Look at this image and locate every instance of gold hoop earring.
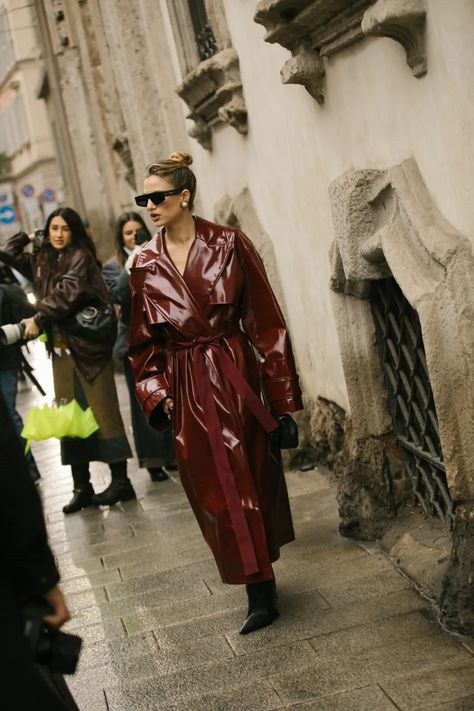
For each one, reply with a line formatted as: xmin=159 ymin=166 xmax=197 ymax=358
xmin=180 ymin=200 xmax=189 ymax=209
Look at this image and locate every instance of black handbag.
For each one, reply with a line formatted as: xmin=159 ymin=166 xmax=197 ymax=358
xmin=61 ymin=273 xmax=117 ymax=343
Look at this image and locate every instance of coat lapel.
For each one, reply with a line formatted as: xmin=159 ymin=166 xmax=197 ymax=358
xmin=134 ymin=217 xmax=234 ymax=337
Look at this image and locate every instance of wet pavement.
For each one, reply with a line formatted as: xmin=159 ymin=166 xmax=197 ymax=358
xmin=17 ymin=343 xmax=474 ymax=710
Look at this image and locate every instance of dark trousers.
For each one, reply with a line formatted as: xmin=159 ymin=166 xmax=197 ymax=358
xmin=0 ymin=369 xmax=40 ymax=478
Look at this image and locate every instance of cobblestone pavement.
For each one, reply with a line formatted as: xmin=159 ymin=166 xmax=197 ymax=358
xmin=17 ymin=343 xmax=474 ymax=710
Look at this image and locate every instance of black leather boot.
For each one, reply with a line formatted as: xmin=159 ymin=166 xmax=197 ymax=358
xmin=148 ymin=466 xmax=169 ymax=482
xmin=63 ymin=484 xmax=95 ymax=514
xmin=91 ymin=461 xmax=136 ymax=506
xmin=63 ymin=464 xmax=95 ymax=514
xmin=239 ymin=579 xmax=279 ymax=635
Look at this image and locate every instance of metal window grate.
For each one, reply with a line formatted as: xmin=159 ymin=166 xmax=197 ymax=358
xmin=187 ymin=0 xmax=218 ymax=62
xmin=369 ymin=277 xmax=454 ymax=526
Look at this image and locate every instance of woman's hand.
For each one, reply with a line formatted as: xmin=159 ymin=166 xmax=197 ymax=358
xmin=162 ymin=397 xmax=174 ymax=418
xmin=42 ymin=585 xmax=71 ymax=630
xmin=21 ymin=317 xmax=40 ymax=340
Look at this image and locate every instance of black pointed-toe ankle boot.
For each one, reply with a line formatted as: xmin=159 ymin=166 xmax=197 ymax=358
xmin=63 ymin=464 xmax=95 ymax=514
xmin=148 ymin=466 xmax=169 ymax=482
xmin=91 ymin=461 xmax=136 ymax=506
xmin=239 ymin=579 xmax=279 ymax=635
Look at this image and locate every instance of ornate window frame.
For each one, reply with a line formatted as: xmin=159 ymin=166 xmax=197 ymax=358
xmin=329 ymin=157 xmax=474 ymax=632
xmin=165 ymin=0 xmax=248 ymax=150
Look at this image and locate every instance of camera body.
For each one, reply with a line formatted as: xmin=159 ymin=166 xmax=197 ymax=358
xmin=135 ymin=229 xmax=149 ymax=246
xmin=22 ymin=600 xmax=82 ymax=675
xmin=0 ymin=321 xmax=26 ymax=347
xmin=32 ymin=228 xmax=45 ymax=251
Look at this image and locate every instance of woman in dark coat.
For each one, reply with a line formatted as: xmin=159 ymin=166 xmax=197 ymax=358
xmin=129 ymin=152 xmax=303 ymax=634
xmin=102 ymin=211 xmax=176 ymax=482
xmin=0 ymin=207 xmax=134 ymax=514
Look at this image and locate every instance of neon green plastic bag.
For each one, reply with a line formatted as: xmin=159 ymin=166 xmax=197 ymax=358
xmin=21 ymin=400 xmax=99 ymax=451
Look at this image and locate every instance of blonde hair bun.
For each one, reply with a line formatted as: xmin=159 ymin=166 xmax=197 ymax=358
xmin=169 ymin=151 xmax=193 ymax=166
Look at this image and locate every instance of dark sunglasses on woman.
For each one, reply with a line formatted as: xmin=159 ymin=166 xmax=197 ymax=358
xmin=134 ymin=186 xmax=185 ymax=208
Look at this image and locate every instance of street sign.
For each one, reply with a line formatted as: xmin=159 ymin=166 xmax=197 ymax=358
xmin=21 ymin=184 xmax=35 ymax=198
xmin=41 ymin=188 xmax=56 ymax=202
xmin=0 ymin=205 xmax=17 ymax=224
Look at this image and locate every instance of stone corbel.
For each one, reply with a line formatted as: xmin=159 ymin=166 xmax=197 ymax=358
xmin=176 ymin=47 xmax=247 ymax=151
xmin=112 ymin=135 xmax=136 ymax=189
xmin=281 ymin=44 xmax=325 ymax=105
xmin=361 ymin=0 xmax=427 ymax=77
xmin=254 ymin=0 xmax=428 ymax=106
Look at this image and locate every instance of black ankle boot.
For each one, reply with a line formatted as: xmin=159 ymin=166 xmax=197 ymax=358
xmin=91 ymin=479 xmax=136 ymax=505
xmin=63 ymin=484 xmax=95 ymax=514
xmin=239 ymin=579 xmax=279 ymax=635
xmin=148 ymin=467 xmax=169 ymax=482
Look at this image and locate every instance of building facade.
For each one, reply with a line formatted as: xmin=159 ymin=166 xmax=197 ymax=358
xmin=33 ymin=0 xmax=474 ymax=632
xmin=0 ymin=0 xmax=63 ymax=243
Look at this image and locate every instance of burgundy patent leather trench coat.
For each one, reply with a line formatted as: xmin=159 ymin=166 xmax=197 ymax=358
xmin=128 ymin=217 xmax=303 ymax=584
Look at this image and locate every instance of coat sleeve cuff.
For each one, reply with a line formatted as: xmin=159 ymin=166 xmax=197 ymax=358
xmin=142 ymin=389 xmax=171 ymax=431
xmin=263 ymin=376 xmax=303 ymax=412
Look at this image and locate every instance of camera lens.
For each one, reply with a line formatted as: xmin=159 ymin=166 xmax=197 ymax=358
xmin=0 ymin=323 xmax=25 ymax=346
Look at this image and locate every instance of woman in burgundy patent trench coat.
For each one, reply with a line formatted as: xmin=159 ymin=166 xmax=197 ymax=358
xmin=128 ymin=152 xmax=303 ymax=634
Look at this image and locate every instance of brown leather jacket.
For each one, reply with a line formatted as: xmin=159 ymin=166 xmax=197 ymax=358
xmin=0 ymin=232 xmax=113 ymax=380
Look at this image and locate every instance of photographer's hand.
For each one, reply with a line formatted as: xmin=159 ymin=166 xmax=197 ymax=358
xmin=42 ymin=585 xmax=71 ymax=630
xmin=21 ymin=316 xmax=40 ymax=339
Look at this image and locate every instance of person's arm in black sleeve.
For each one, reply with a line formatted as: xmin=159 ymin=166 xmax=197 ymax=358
xmin=0 ymin=232 xmax=36 ymax=283
xmin=102 ymin=259 xmax=122 ymax=304
xmin=0 ymin=395 xmax=59 ymax=599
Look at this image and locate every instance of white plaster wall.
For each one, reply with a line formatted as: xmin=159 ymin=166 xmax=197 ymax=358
xmin=177 ymin=0 xmax=474 ymax=412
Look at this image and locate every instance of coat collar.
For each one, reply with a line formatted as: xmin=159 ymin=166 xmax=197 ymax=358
xmin=134 ymin=216 xmax=235 ymax=303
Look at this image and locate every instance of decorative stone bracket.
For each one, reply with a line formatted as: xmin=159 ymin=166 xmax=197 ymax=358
xmin=254 ymin=0 xmax=427 ymax=105
xmin=362 ymin=0 xmax=427 ymax=78
xmin=176 ymin=47 xmax=247 ymax=151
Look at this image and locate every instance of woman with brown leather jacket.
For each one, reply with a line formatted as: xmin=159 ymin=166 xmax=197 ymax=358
xmin=0 ymin=207 xmax=134 ymax=514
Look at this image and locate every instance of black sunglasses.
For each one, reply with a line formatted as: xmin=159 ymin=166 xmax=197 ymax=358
xmin=134 ymin=186 xmax=185 ymax=208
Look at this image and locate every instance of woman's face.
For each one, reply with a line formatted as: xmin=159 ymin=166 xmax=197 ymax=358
xmin=143 ymin=175 xmax=185 ymax=229
xmin=48 ymin=216 xmax=72 ymax=251
xmin=122 ymin=220 xmax=142 ymax=250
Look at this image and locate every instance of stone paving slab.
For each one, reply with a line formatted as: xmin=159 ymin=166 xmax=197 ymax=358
xmin=379 ymin=660 xmax=474 ymax=709
xmin=102 ymin=641 xmax=317 ymax=709
xmin=14 ymin=348 xmax=474 ymax=710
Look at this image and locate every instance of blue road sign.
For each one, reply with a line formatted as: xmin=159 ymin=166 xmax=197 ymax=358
xmin=21 ymin=184 xmax=34 ymax=198
xmin=0 ymin=205 xmax=17 ymax=224
xmin=42 ymin=188 xmax=56 ymax=202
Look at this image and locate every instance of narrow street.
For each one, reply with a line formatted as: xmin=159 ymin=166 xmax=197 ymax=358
xmin=17 ymin=343 xmax=474 ymax=711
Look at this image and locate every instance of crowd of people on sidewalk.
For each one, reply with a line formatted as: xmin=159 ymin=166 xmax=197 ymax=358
xmin=0 ymin=151 xmax=302 ymax=709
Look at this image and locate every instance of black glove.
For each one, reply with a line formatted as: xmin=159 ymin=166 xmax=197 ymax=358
xmin=274 ymin=414 xmax=298 ymax=449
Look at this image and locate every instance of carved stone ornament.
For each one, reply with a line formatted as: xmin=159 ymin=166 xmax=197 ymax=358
xmin=176 ymin=47 xmax=248 ymax=151
xmin=254 ymin=0 xmax=427 ymax=104
xmin=112 ymin=135 xmax=136 ymax=189
xmin=361 ymin=0 xmax=427 ymax=77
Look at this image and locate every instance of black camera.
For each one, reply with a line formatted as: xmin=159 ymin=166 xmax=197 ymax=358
xmin=0 ymin=321 xmax=26 ymax=347
xmin=22 ymin=600 xmax=82 ymax=675
xmin=135 ymin=230 xmax=149 ymax=246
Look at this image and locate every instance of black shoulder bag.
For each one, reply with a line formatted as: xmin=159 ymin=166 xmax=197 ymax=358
xmin=60 ymin=273 xmax=117 ymax=343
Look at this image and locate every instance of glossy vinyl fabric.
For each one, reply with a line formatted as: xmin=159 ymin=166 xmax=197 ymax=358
xmin=128 ymin=216 xmax=303 ymax=584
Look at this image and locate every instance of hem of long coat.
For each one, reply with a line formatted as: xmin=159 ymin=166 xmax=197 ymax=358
xmin=214 ymin=533 xmax=295 ymax=585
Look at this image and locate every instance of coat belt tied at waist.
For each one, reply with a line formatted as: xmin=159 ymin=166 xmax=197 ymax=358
xmin=173 ymin=334 xmax=278 ymax=575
